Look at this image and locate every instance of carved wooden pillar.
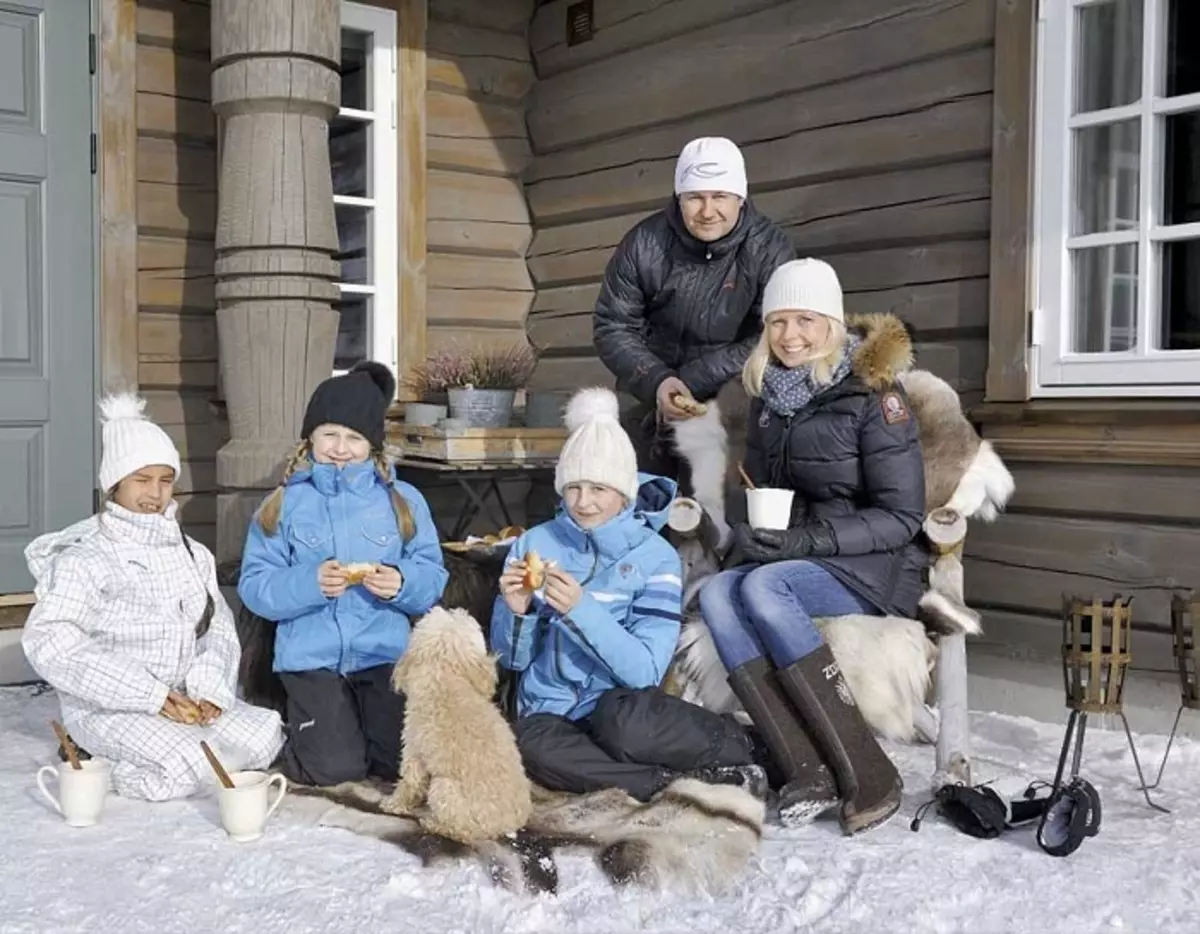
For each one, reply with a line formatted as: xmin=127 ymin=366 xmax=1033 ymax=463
xmin=211 ymin=0 xmax=342 ymax=563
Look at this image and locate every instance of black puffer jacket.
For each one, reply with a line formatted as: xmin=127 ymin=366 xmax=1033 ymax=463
xmin=743 ymin=314 xmax=928 ymax=618
xmin=593 ymin=198 xmax=795 ymax=404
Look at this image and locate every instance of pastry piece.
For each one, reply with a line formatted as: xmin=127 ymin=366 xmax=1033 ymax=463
xmin=522 ymin=551 xmax=547 ymax=591
xmin=671 ymin=392 xmax=708 ymax=416
xmin=343 ymin=562 xmax=377 ymax=585
xmin=499 ymin=525 xmax=525 ymax=540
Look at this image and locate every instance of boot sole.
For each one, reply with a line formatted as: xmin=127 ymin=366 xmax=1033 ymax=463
xmin=840 ymin=782 xmax=903 ymax=836
xmin=779 ymin=795 xmax=839 ymax=828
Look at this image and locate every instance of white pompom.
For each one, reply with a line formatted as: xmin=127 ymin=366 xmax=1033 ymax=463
xmin=563 ymin=387 xmax=620 ymax=433
xmin=99 ymin=392 xmax=148 ymax=424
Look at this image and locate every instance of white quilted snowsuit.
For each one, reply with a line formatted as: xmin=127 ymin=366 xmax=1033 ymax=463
xmin=22 ymin=502 xmax=283 ymax=801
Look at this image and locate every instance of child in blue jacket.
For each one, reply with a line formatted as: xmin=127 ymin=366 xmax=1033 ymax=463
xmin=238 ymin=362 xmax=448 ymax=786
xmin=491 ymin=388 xmax=762 ymax=801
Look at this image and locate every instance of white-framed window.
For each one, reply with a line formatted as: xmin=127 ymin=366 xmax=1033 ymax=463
xmin=1032 ymin=0 xmax=1200 ymax=396
xmin=331 ymin=2 xmax=399 ymax=383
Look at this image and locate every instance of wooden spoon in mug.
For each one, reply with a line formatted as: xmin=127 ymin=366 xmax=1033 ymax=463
xmin=51 ymin=720 xmax=82 ymax=770
xmin=200 ymin=740 xmax=235 ymax=790
xmin=736 ymin=462 xmax=757 ymax=491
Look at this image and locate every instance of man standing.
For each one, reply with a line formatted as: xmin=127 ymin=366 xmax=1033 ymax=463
xmin=593 ymin=137 xmax=795 ymax=480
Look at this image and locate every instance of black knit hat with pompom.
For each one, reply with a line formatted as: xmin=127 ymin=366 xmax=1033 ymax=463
xmin=301 ymin=360 xmax=396 ymax=449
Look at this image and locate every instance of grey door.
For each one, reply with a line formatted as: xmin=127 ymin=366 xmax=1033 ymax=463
xmin=0 ymin=0 xmax=95 ymax=593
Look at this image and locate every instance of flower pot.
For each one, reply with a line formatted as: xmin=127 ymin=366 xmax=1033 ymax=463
xmin=523 ymin=390 xmax=572 ymax=428
xmin=404 ymin=401 xmax=447 ymax=428
xmin=447 ymin=388 xmax=516 ymax=428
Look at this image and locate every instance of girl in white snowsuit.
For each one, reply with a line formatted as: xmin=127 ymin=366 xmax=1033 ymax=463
xmin=22 ymin=394 xmax=284 ymax=801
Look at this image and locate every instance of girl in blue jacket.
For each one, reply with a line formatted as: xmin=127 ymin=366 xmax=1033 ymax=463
xmin=491 ymin=388 xmax=762 ymax=802
xmin=238 ymin=362 xmax=448 ymax=786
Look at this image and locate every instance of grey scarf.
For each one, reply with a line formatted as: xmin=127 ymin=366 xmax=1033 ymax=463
xmin=761 ymin=335 xmax=860 ymax=418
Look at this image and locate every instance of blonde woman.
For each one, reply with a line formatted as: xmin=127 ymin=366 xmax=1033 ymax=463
xmin=698 ymin=259 xmax=926 ymax=835
xmin=237 ymin=362 xmax=448 ymax=787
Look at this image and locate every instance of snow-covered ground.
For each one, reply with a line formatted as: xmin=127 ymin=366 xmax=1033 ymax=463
xmin=1 ymin=684 xmax=1197 ymax=934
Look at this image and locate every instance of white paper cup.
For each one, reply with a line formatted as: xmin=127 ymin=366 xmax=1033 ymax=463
xmin=746 ymin=488 xmax=795 ymax=531
xmin=36 ymin=759 xmax=111 ymax=827
xmin=218 ymin=770 xmax=288 ymax=842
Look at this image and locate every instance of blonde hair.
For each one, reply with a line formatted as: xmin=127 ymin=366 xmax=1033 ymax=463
xmin=255 ymin=443 xmax=416 ymax=542
xmin=742 ymin=314 xmax=849 ymax=398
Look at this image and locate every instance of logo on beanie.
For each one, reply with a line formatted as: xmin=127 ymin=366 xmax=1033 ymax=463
xmin=680 ymin=160 xmax=729 ymax=182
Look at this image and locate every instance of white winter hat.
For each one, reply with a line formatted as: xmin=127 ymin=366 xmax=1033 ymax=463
xmin=554 ymin=388 xmax=639 ymax=504
xmin=761 ymin=258 xmax=845 ymax=324
xmin=98 ymin=392 xmax=182 ymax=492
xmin=673 ymin=136 xmax=748 ymax=200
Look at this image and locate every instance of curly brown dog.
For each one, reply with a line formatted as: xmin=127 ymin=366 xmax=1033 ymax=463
xmin=380 ymin=606 xmax=532 ymax=843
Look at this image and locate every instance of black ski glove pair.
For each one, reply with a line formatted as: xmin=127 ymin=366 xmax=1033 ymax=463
xmin=727 ymin=521 xmax=838 ymax=566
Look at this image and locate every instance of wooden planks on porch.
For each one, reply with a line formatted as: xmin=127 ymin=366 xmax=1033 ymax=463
xmin=426 ymin=0 xmax=537 ymax=359
xmin=135 ymin=0 xmax=219 ymax=548
xmin=524 ymin=0 xmax=996 ymax=400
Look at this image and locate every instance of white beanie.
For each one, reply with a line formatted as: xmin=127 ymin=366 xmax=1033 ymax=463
xmin=98 ymin=392 xmax=182 ymax=492
xmin=673 ymin=136 xmax=748 ymax=200
xmin=554 ymin=388 xmax=639 ymax=503
xmin=761 ymin=258 xmax=845 ymax=324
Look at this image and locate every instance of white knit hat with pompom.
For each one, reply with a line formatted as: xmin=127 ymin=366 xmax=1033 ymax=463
xmin=554 ymin=387 xmax=639 ymax=503
xmin=97 ymin=392 xmax=182 ymax=492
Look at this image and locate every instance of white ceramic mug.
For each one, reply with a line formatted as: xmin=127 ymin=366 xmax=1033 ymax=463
xmin=746 ymin=488 xmax=795 ymax=531
xmin=37 ymin=759 xmax=111 ymax=827
xmin=218 ymin=770 xmax=288 ymax=842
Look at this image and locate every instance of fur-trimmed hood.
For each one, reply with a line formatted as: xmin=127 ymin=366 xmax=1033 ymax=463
xmin=846 ymin=313 xmax=914 ymax=391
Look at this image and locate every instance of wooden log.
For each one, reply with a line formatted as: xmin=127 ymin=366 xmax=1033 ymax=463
xmin=140 ymin=360 xmax=219 ymax=389
xmin=176 ymin=459 xmax=219 ymax=496
xmin=176 ymin=492 xmax=218 ymax=526
xmin=427 ymin=219 xmax=532 ymax=257
xmin=530 ymin=0 xmax=782 ymax=78
xmin=137 ymin=137 xmax=216 ymax=186
xmin=139 ymin=266 xmax=216 ymax=311
xmin=137 ymin=90 xmax=215 ymax=140
xmin=138 ymin=0 xmax=212 ymax=53
xmin=528 ymin=95 xmax=993 ymax=223
xmin=142 ymin=389 xmax=221 ymax=425
xmin=833 ymin=240 xmax=990 ymax=294
xmin=429 ymin=288 xmax=533 ymax=328
xmin=428 ymin=0 xmax=534 ymax=36
xmin=934 ymin=633 xmax=971 ymax=787
xmin=137 ymin=182 xmax=217 ymax=237
xmin=1003 ymin=462 xmax=1200 ymax=523
xmin=427 ymin=90 xmax=527 ymax=146
xmin=427 ymin=252 xmax=533 ymax=292
xmin=426 ymin=323 xmax=529 ymax=356
xmin=427 ymin=134 xmax=532 ymax=177
xmin=526 ymin=355 xmax=616 ymax=392
xmin=138 ymin=311 xmax=218 ymax=361
xmin=426 ymin=21 xmax=534 ymax=102
xmin=137 ymin=44 xmax=210 ymax=101
xmin=527 ymin=0 xmax=994 ymax=152
xmin=528 ymin=160 xmax=992 ymax=286
xmin=429 ymin=169 xmax=530 ymax=224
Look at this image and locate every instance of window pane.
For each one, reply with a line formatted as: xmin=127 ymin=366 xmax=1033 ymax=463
xmin=341 ymin=30 xmax=369 ymax=111
xmin=1166 ymin=0 xmax=1200 ymax=97
xmin=1163 ymin=111 xmax=1200 ymax=226
xmin=335 ymin=204 xmax=371 ymax=284
xmin=1161 ymin=240 xmax=1200 ymax=350
xmin=1074 ymin=0 xmax=1142 ymax=113
xmin=334 ymin=296 xmax=371 ymax=370
xmin=1072 ymin=121 xmax=1140 ymax=235
xmin=1072 ymin=244 xmax=1138 ymax=353
xmin=331 ymin=117 xmax=370 ymax=198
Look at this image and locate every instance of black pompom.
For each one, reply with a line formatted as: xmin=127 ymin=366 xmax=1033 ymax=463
xmin=350 ymin=360 xmax=396 ymax=402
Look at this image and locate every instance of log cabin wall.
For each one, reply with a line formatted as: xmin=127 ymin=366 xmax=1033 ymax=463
xmin=135 ymin=0 xmax=221 ymax=550
xmin=522 ymin=0 xmax=997 ymax=402
xmin=425 ymin=0 xmax=537 ymax=357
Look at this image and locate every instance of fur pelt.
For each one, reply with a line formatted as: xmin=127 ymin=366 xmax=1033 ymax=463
xmin=287 ymin=774 xmax=764 ymax=896
xmin=380 ymin=607 xmax=532 ymax=843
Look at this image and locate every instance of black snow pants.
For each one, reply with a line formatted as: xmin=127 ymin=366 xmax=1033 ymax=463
xmin=514 ymin=687 xmax=755 ymax=801
xmin=277 ymin=664 xmax=407 ymax=786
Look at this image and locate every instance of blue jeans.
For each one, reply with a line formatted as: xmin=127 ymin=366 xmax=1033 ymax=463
xmin=699 ymin=561 xmax=878 ymax=672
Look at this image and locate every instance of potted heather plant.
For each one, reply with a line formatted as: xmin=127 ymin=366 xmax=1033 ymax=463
xmin=445 ymin=343 xmax=538 ymax=428
xmin=401 ymin=351 xmax=474 ymax=427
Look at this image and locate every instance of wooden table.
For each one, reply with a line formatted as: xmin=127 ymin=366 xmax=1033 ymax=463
xmin=392 ymin=456 xmax=557 ymax=540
